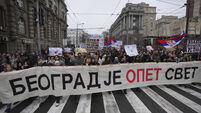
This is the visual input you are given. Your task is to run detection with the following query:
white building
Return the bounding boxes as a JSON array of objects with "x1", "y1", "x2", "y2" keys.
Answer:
[{"x1": 67, "y1": 29, "x2": 85, "y2": 47}]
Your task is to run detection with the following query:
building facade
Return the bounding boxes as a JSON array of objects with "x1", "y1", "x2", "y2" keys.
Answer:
[
  {"x1": 0, "y1": 0, "x2": 67, "y2": 53},
  {"x1": 140, "y1": 2, "x2": 156, "y2": 37},
  {"x1": 152, "y1": 16, "x2": 201, "y2": 37},
  {"x1": 67, "y1": 29, "x2": 85, "y2": 47},
  {"x1": 146, "y1": 16, "x2": 201, "y2": 48},
  {"x1": 154, "y1": 16, "x2": 179, "y2": 37},
  {"x1": 193, "y1": 0, "x2": 201, "y2": 17},
  {"x1": 109, "y1": 3, "x2": 156, "y2": 46}
]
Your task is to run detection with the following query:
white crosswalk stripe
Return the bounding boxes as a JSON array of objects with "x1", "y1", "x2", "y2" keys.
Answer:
[
  {"x1": 125, "y1": 89, "x2": 151, "y2": 113},
  {"x1": 20, "y1": 97, "x2": 40, "y2": 113},
  {"x1": 191, "y1": 84, "x2": 201, "y2": 90},
  {"x1": 1, "y1": 84, "x2": 201, "y2": 113},
  {"x1": 102, "y1": 92, "x2": 121, "y2": 113},
  {"x1": 75, "y1": 94, "x2": 91, "y2": 113},
  {"x1": 141, "y1": 87, "x2": 182, "y2": 113},
  {"x1": 158, "y1": 85, "x2": 201, "y2": 113},
  {"x1": 176, "y1": 85, "x2": 201, "y2": 99}
]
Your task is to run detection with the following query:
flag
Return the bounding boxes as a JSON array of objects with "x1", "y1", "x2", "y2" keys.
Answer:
[
  {"x1": 157, "y1": 31, "x2": 186, "y2": 48},
  {"x1": 105, "y1": 37, "x2": 117, "y2": 47}
]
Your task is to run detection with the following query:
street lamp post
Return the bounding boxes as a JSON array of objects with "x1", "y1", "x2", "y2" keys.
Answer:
[
  {"x1": 76, "y1": 23, "x2": 84, "y2": 47},
  {"x1": 36, "y1": 0, "x2": 41, "y2": 55},
  {"x1": 126, "y1": 13, "x2": 129, "y2": 45}
]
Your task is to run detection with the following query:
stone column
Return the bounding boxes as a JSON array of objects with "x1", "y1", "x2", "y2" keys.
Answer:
[
  {"x1": 27, "y1": 0, "x2": 34, "y2": 39},
  {"x1": 139, "y1": 15, "x2": 141, "y2": 29},
  {"x1": 128, "y1": 14, "x2": 130, "y2": 29},
  {"x1": 124, "y1": 16, "x2": 126, "y2": 29},
  {"x1": 47, "y1": 12, "x2": 51, "y2": 40}
]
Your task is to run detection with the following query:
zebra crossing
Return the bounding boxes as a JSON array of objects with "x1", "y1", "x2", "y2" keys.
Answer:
[{"x1": 1, "y1": 84, "x2": 201, "y2": 113}]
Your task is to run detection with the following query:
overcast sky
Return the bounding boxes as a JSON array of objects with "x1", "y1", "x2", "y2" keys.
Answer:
[{"x1": 65, "y1": 0, "x2": 186, "y2": 35}]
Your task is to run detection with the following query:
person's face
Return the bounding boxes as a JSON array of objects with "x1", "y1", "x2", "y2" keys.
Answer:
[
  {"x1": 6, "y1": 65, "x2": 12, "y2": 72},
  {"x1": 55, "y1": 62, "x2": 60, "y2": 66},
  {"x1": 86, "y1": 59, "x2": 90, "y2": 63},
  {"x1": 115, "y1": 58, "x2": 118, "y2": 61},
  {"x1": 39, "y1": 58, "x2": 43, "y2": 62},
  {"x1": 14, "y1": 63, "x2": 17, "y2": 67},
  {"x1": 24, "y1": 62, "x2": 28, "y2": 65},
  {"x1": 55, "y1": 56, "x2": 59, "y2": 60}
]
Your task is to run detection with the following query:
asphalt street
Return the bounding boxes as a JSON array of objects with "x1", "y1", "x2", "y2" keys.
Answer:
[{"x1": 1, "y1": 83, "x2": 201, "y2": 113}]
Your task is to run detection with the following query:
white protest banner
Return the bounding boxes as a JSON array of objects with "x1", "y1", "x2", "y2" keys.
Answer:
[
  {"x1": 86, "y1": 39, "x2": 99, "y2": 52},
  {"x1": 124, "y1": 44, "x2": 139, "y2": 56},
  {"x1": 80, "y1": 43, "x2": 87, "y2": 48},
  {"x1": 117, "y1": 41, "x2": 122, "y2": 46},
  {"x1": 0, "y1": 62, "x2": 200, "y2": 103},
  {"x1": 64, "y1": 48, "x2": 72, "y2": 53},
  {"x1": 146, "y1": 46, "x2": 154, "y2": 51},
  {"x1": 49, "y1": 48, "x2": 63, "y2": 56},
  {"x1": 99, "y1": 38, "x2": 104, "y2": 50},
  {"x1": 187, "y1": 40, "x2": 201, "y2": 53},
  {"x1": 88, "y1": 34, "x2": 104, "y2": 50}
]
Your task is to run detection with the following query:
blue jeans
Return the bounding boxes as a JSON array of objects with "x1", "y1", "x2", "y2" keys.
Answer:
[{"x1": 6, "y1": 103, "x2": 11, "y2": 110}]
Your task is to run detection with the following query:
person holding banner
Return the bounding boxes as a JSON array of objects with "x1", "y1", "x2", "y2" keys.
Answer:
[
  {"x1": 113, "y1": 57, "x2": 119, "y2": 64},
  {"x1": 102, "y1": 56, "x2": 112, "y2": 65},
  {"x1": 4, "y1": 64, "x2": 13, "y2": 113},
  {"x1": 48, "y1": 57, "x2": 55, "y2": 66},
  {"x1": 55, "y1": 60, "x2": 62, "y2": 107},
  {"x1": 152, "y1": 51, "x2": 160, "y2": 63},
  {"x1": 120, "y1": 55, "x2": 127, "y2": 63}
]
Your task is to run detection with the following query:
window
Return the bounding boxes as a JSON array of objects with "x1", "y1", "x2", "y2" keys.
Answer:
[
  {"x1": 49, "y1": 1, "x2": 52, "y2": 9},
  {"x1": 133, "y1": 17, "x2": 136, "y2": 21},
  {"x1": 54, "y1": 6, "x2": 57, "y2": 14},
  {"x1": 150, "y1": 17, "x2": 154, "y2": 21},
  {"x1": 62, "y1": 12, "x2": 65, "y2": 19},
  {"x1": 0, "y1": 6, "x2": 5, "y2": 30},
  {"x1": 133, "y1": 22, "x2": 136, "y2": 27},
  {"x1": 17, "y1": 0, "x2": 24, "y2": 8},
  {"x1": 200, "y1": 7, "x2": 201, "y2": 15},
  {"x1": 18, "y1": 17, "x2": 25, "y2": 34}
]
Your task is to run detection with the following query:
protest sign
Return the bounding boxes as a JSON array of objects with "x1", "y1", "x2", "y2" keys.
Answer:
[
  {"x1": 64, "y1": 48, "x2": 72, "y2": 53},
  {"x1": 49, "y1": 48, "x2": 63, "y2": 56},
  {"x1": 86, "y1": 39, "x2": 99, "y2": 52},
  {"x1": 124, "y1": 44, "x2": 139, "y2": 56},
  {"x1": 146, "y1": 46, "x2": 154, "y2": 51},
  {"x1": 186, "y1": 40, "x2": 201, "y2": 53}
]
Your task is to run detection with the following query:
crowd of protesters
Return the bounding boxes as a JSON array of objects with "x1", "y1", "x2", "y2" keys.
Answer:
[
  {"x1": 1, "y1": 47, "x2": 201, "y2": 73},
  {"x1": 0, "y1": 47, "x2": 201, "y2": 112}
]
